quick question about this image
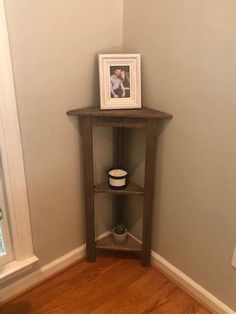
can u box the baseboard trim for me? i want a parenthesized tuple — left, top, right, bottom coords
(0, 245, 86, 303)
(1, 230, 235, 314)
(151, 251, 235, 314)
(0, 230, 111, 303)
(128, 233, 235, 314)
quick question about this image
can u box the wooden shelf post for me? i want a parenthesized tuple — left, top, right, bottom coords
(80, 116, 95, 262)
(113, 128, 126, 225)
(142, 119, 157, 266)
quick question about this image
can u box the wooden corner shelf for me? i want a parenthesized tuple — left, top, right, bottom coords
(96, 234, 142, 253)
(94, 181, 144, 195)
(67, 106, 172, 266)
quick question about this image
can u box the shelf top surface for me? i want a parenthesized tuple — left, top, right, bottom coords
(67, 106, 172, 119)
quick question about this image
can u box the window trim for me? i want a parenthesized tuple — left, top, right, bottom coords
(0, 171, 13, 266)
(0, 0, 38, 279)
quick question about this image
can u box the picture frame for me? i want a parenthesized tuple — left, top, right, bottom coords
(99, 54, 141, 110)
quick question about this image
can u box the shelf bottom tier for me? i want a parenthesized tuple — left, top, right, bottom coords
(96, 234, 142, 253)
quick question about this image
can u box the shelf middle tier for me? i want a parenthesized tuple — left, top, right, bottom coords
(94, 180, 144, 195)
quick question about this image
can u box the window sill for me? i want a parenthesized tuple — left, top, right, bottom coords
(0, 255, 39, 282)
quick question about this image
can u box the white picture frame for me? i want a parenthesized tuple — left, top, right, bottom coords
(99, 54, 141, 110)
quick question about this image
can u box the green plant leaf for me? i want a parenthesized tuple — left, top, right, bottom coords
(0, 208, 3, 221)
(114, 222, 126, 234)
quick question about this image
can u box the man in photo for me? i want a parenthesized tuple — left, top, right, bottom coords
(110, 68, 125, 98)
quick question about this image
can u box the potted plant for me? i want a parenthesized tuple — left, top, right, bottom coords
(112, 222, 128, 245)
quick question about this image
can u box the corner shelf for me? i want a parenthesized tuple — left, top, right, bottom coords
(94, 181, 144, 195)
(67, 106, 172, 266)
(96, 234, 142, 253)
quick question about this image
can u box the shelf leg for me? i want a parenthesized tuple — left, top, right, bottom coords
(113, 128, 126, 225)
(115, 195, 124, 225)
(113, 127, 126, 167)
(80, 117, 95, 262)
(142, 119, 157, 266)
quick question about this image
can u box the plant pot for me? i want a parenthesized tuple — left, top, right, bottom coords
(112, 227, 128, 245)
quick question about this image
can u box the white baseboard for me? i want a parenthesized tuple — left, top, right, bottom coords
(0, 244, 86, 303)
(1, 230, 235, 314)
(0, 230, 111, 303)
(151, 251, 235, 314)
(128, 233, 235, 314)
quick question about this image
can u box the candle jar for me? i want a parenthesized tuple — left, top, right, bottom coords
(108, 168, 128, 189)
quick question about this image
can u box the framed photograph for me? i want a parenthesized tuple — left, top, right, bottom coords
(99, 54, 141, 110)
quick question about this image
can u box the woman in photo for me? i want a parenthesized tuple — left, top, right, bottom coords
(121, 70, 130, 98)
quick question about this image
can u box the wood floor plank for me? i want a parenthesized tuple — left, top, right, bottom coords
(0, 254, 213, 314)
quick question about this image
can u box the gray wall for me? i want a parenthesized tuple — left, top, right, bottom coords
(123, 0, 236, 309)
(4, 0, 122, 267)
(2, 0, 236, 310)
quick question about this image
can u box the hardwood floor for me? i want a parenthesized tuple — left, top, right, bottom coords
(0, 253, 213, 314)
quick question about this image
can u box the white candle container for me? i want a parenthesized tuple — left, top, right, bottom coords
(108, 168, 128, 189)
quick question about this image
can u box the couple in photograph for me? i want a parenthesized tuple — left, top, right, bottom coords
(110, 68, 130, 98)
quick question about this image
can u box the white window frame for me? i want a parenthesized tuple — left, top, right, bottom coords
(0, 0, 38, 280)
(0, 162, 13, 266)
